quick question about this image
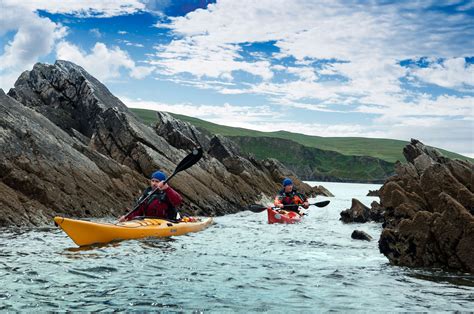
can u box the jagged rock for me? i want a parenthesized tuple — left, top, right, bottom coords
(154, 111, 211, 150)
(1, 60, 328, 226)
(312, 185, 334, 197)
(0, 89, 145, 226)
(351, 230, 373, 241)
(340, 198, 384, 223)
(378, 139, 474, 273)
(367, 189, 380, 196)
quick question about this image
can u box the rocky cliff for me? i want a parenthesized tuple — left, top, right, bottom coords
(0, 60, 323, 227)
(378, 139, 474, 272)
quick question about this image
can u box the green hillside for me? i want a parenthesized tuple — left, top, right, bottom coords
(130, 108, 471, 163)
(233, 136, 395, 182)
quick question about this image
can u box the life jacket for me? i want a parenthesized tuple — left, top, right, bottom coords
(137, 187, 178, 220)
(275, 188, 306, 212)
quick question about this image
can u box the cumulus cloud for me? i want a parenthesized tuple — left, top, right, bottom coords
(120, 96, 279, 125)
(152, 38, 273, 81)
(56, 41, 154, 81)
(152, 0, 473, 109)
(409, 58, 474, 88)
(0, 3, 67, 89)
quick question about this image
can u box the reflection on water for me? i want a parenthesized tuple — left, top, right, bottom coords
(0, 181, 473, 311)
(409, 269, 474, 287)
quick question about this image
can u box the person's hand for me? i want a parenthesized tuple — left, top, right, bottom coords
(276, 203, 284, 209)
(157, 181, 169, 190)
(303, 201, 309, 209)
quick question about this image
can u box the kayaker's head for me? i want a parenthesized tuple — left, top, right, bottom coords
(150, 171, 167, 188)
(282, 178, 293, 192)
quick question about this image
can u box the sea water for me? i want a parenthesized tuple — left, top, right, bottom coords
(0, 181, 473, 311)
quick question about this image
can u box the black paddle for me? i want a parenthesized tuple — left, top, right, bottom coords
(248, 200, 330, 213)
(123, 147, 203, 219)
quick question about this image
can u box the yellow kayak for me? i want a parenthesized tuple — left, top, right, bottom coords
(54, 216, 213, 246)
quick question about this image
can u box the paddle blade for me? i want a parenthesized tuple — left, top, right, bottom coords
(165, 147, 203, 183)
(248, 204, 268, 213)
(314, 200, 330, 207)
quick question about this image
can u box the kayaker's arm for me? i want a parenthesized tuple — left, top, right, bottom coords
(274, 195, 284, 209)
(164, 186, 183, 207)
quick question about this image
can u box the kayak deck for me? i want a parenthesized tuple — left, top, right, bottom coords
(54, 216, 213, 246)
(267, 208, 302, 224)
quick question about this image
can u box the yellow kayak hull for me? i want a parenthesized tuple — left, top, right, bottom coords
(54, 216, 213, 247)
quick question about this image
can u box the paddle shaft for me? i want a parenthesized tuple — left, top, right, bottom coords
(276, 201, 329, 209)
(249, 200, 330, 213)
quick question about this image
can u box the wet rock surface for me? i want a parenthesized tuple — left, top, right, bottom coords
(351, 230, 373, 241)
(1, 60, 327, 226)
(367, 189, 379, 196)
(378, 139, 474, 273)
(340, 198, 384, 223)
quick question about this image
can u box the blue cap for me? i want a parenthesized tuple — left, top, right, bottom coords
(282, 178, 293, 186)
(151, 171, 167, 181)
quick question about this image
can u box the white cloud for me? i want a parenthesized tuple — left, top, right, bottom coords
(89, 28, 102, 38)
(151, 0, 473, 107)
(2, 0, 145, 17)
(409, 58, 474, 88)
(0, 3, 67, 90)
(357, 94, 474, 119)
(152, 38, 273, 80)
(56, 41, 154, 81)
(120, 96, 279, 125)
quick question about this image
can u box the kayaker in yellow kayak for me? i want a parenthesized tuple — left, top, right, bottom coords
(274, 178, 309, 215)
(119, 170, 182, 222)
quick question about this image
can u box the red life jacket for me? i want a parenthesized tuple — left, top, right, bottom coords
(126, 186, 182, 220)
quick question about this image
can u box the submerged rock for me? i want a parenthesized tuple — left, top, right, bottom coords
(1, 60, 327, 226)
(351, 230, 373, 241)
(378, 139, 474, 273)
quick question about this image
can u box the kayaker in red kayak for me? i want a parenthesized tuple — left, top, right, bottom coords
(274, 178, 309, 215)
(119, 170, 182, 222)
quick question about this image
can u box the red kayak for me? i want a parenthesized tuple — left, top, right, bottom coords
(267, 207, 302, 224)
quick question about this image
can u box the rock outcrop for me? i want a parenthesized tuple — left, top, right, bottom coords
(378, 139, 474, 273)
(351, 230, 373, 241)
(340, 198, 384, 223)
(1, 60, 324, 226)
(367, 189, 379, 197)
(0, 89, 146, 226)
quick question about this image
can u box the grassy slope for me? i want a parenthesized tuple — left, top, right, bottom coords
(130, 108, 472, 163)
(233, 136, 395, 181)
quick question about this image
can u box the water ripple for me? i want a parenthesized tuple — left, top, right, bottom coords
(0, 182, 473, 311)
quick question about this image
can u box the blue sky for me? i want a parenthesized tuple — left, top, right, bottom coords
(1, 0, 473, 157)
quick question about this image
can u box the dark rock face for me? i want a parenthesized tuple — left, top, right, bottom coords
(340, 198, 384, 223)
(1, 60, 327, 226)
(367, 189, 380, 197)
(351, 230, 373, 241)
(378, 139, 474, 273)
(154, 111, 210, 150)
(0, 89, 145, 226)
